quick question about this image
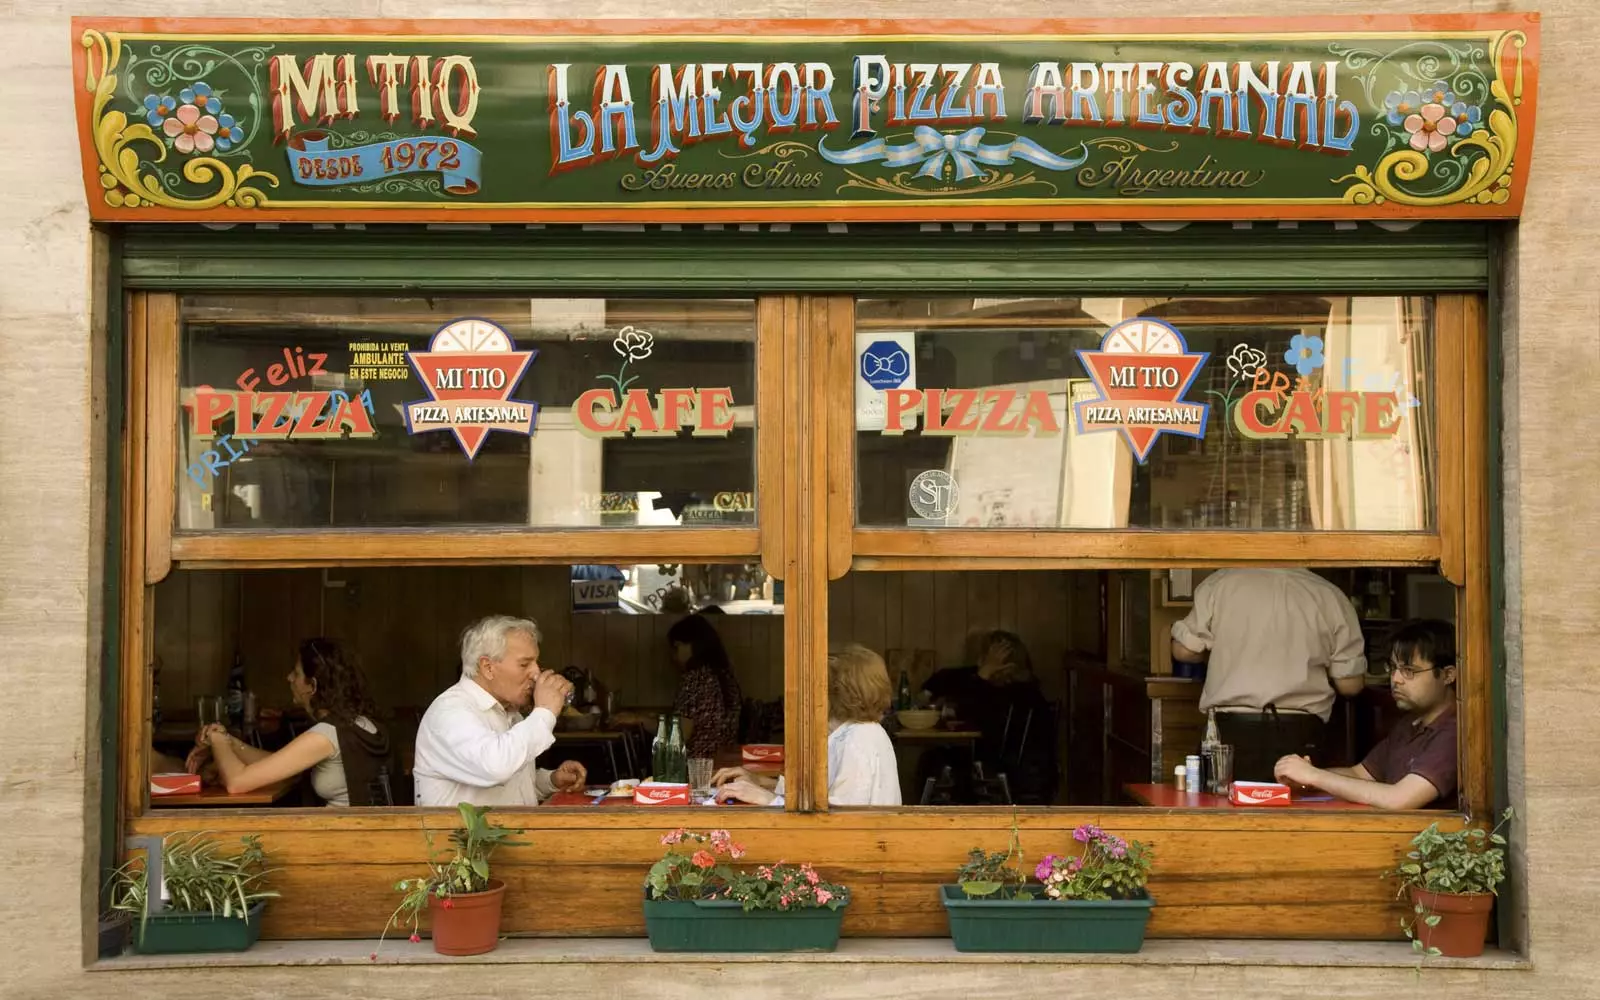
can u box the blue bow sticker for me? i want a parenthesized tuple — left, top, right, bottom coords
(818, 126, 1088, 181)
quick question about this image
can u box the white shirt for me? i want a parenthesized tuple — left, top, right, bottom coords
(307, 716, 378, 807)
(1172, 568, 1366, 722)
(772, 721, 901, 807)
(413, 677, 559, 807)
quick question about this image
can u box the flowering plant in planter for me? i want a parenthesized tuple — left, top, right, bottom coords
(644, 829, 851, 953)
(646, 828, 746, 901)
(728, 863, 849, 911)
(944, 821, 1157, 953)
(1034, 824, 1155, 901)
(376, 803, 526, 958)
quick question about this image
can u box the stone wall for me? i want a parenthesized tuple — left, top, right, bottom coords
(2, 2, 1596, 997)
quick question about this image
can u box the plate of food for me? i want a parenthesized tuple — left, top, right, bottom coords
(608, 778, 639, 798)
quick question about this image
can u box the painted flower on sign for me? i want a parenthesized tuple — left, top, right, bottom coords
(1284, 334, 1325, 377)
(143, 93, 177, 127)
(1404, 104, 1458, 154)
(163, 104, 220, 154)
(1421, 80, 1456, 109)
(1225, 344, 1267, 383)
(212, 114, 244, 152)
(179, 81, 223, 116)
(612, 326, 654, 362)
(1451, 101, 1483, 131)
(1383, 89, 1423, 127)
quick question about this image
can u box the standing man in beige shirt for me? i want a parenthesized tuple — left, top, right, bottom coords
(1171, 568, 1367, 781)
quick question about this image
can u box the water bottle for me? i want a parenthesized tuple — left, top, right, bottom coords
(896, 669, 912, 711)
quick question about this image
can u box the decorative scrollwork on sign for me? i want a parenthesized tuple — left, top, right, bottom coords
(80, 29, 278, 211)
(719, 140, 815, 160)
(1335, 30, 1525, 207)
(836, 168, 1057, 198)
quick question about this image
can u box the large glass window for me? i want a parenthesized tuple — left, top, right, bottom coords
(828, 566, 1458, 810)
(147, 563, 784, 808)
(177, 297, 757, 529)
(855, 296, 1435, 531)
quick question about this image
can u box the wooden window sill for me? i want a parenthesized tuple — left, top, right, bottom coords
(92, 937, 1530, 971)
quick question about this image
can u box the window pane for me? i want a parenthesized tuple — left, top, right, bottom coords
(830, 567, 1457, 809)
(148, 563, 784, 808)
(177, 297, 757, 529)
(855, 296, 1435, 531)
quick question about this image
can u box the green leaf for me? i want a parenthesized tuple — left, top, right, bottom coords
(960, 880, 1003, 897)
(1424, 915, 1442, 927)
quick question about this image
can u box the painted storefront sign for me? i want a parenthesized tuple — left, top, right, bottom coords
(71, 15, 1537, 223)
(404, 318, 538, 459)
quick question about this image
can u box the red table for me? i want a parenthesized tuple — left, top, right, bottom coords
(1124, 783, 1370, 810)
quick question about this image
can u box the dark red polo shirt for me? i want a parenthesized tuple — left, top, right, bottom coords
(1361, 703, 1458, 808)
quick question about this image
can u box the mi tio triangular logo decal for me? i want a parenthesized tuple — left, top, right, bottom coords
(404, 318, 539, 460)
(1075, 318, 1209, 463)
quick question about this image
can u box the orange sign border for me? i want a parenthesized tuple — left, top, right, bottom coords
(70, 14, 1540, 224)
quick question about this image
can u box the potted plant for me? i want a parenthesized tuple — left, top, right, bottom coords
(643, 828, 850, 952)
(1388, 807, 1512, 958)
(941, 822, 1156, 953)
(106, 832, 277, 955)
(379, 803, 527, 957)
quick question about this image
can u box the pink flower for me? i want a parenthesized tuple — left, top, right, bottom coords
(661, 828, 686, 846)
(815, 888, 833, 904)
(162, 103, 219, 154)
(1035, 854, 1059, 881)
(1073, 824, 1101, 843)
(442, 899, 454, 910)
(692, 850, 716, 869)
(1403, 103, 1458, 154)
(805, 868, 820, 885)
(409, 933, 421, 943)
(369, 952, 378, 961)
(780, 894, 791, 906)
(730, 842, 746, 859)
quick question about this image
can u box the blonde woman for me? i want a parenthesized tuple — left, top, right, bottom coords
(713, 644, 901, 806)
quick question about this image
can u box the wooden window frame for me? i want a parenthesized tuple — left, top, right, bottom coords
(114, 288, 1496, 943)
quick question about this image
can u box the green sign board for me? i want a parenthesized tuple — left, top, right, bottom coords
(72, 16, 1538, 223)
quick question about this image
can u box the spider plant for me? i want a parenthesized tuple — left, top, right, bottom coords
(107, 832, 278, 938)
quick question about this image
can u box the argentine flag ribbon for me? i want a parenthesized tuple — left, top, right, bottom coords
(818, 126, 1088, 181)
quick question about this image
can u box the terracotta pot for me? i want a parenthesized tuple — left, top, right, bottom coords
(428, 880, 506, 956)
(1409, 885, 1494, 958)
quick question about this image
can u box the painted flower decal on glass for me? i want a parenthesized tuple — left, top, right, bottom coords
(213, 113, 244, 152)
(612, 326, 655, 362)
(1225, 344, 1267, 383)
(598, 326, 655, 403)
(1404, 103, 1458, 154)
(178, 81, 223, 116)
(1284, 334, 1325, 377)
(1383, 89, 1422, 127)
(163, 104, 220, 154)
(143, 94, 177, 127)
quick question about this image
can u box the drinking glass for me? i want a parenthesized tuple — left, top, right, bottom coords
(1211, 745, 1235, 794)
(196, 695, 224, 730)
(688, 758, 714, 792)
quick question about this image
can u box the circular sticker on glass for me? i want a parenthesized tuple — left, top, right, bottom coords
(909, 469, 959, 520)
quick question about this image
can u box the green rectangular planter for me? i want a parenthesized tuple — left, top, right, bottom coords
(131, 902, 265, 955)
(940, 885, 1154, 953)
(643, 895, 847, 953)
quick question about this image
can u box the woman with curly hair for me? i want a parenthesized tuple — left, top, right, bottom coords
(194, 638, 393, 806)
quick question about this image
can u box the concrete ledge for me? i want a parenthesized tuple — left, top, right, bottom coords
(92, 937, 1532, 972)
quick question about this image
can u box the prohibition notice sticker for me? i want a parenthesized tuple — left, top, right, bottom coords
(1074, 318, 1210, 463)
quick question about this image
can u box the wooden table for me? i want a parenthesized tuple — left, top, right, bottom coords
(544, 789, 747, 808)
(1123, 783, 1370, 810)
(152, 777, 298, 807)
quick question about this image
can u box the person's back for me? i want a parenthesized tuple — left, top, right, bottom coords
(1177, 568, 1366, 721)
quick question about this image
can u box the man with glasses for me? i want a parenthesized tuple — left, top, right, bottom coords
(1273, 619, 1458, 810)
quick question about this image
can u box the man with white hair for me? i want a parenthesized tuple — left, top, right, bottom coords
(413, 615, 588, 807)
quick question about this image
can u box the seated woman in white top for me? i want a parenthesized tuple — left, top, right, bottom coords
(712, 644, 901, 807)
(194, 638, 392, 807)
